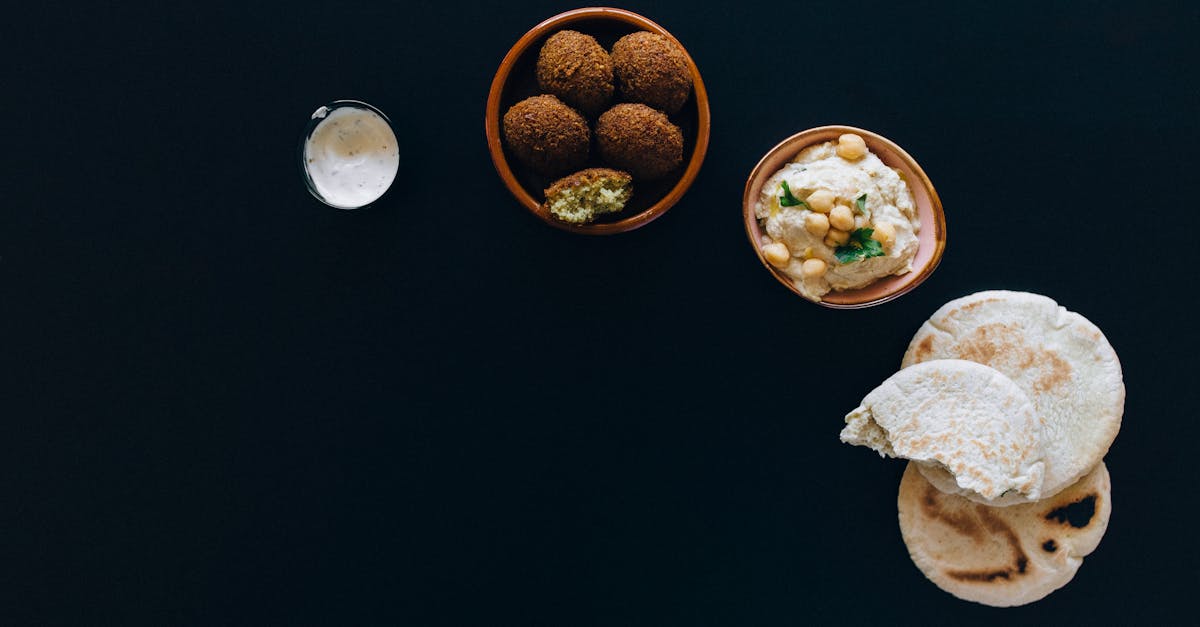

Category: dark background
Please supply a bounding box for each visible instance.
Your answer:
[5,0,1199,624]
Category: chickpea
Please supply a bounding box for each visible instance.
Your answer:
[762,241,790,267]
[801,258,827,279]
[804,212,830,237]
[824,228,850,247]
[837,133,867,160]
[829,204,855,231]
[870,221,897,248]
[805,189,835,213]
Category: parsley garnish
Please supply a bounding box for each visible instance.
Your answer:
[855,193,870,220]
[834,228,885,264]
[779,181,810,209]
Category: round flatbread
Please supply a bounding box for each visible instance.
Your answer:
[897,460,1111,607]
[903,291,1123,505]
[840,359,1047,502]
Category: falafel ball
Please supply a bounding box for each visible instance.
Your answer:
[536,30,614,116]
[502,95,590,177]
[543,167,633,224]
[611,32,693,115]
[595,103,683,180]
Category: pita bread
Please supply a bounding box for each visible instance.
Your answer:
[897,460,1111,607]
[903,291,1123,505]
[841,359,1047,502]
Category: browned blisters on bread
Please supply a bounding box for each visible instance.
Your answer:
[1032,351,1073,393]
[944,505,1030,584]
[977,505,1030,574]
[959,297,1001,313]
[1045,494,1097,528]
[953,323,1074,394]
[1042,540,1058,552]
[921,485,984,541]
[915,335,935,361]
[954,323,1013,363]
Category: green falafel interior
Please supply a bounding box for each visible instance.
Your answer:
[543,168,633,224]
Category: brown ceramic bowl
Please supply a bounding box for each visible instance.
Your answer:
[743,126,946,308]
[485,7,710,235]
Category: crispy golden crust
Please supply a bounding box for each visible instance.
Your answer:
[536,30,614,116]
[543,167,632,199]
[595,103,683,180]
[541,167,633,224]
[611,32,692,115]
[502,95,590,177]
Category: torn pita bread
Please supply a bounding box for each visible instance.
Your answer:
[841,359,1046,502]
[903,291,1123,505]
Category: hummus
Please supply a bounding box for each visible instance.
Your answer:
[755,138,920,301]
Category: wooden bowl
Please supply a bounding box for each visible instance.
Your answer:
[485,7,710,235]
[742,126,947,308]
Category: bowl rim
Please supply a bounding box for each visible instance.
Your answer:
[299,99,398,210]
[742,125,947,309]
[485,7,711,235]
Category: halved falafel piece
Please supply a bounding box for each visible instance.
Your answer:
[502,95,590,176]
[543,168,633,224]
[595,103,683,180]
[536,30,614,116]
[611,32,693,115]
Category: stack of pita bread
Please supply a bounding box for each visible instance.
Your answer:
[840,290,1124,607]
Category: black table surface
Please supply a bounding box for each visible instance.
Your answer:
[6,0,1199,624]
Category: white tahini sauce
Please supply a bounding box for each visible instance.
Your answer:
[303,104,399,209]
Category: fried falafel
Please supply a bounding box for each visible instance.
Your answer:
[542,168,633,224]
[595,103,683,180]
[502,95,590,176]
[536,30,614,116]
[611,32,693,115]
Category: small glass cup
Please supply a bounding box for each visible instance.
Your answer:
[299,100,398,210]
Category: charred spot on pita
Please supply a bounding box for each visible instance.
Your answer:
[1042,540,1058,552]
[1045,494,1097,528]
[916,335,934,358]
[943,506,1032,583]
[947,568,1012,582]
[922,486,985,540]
